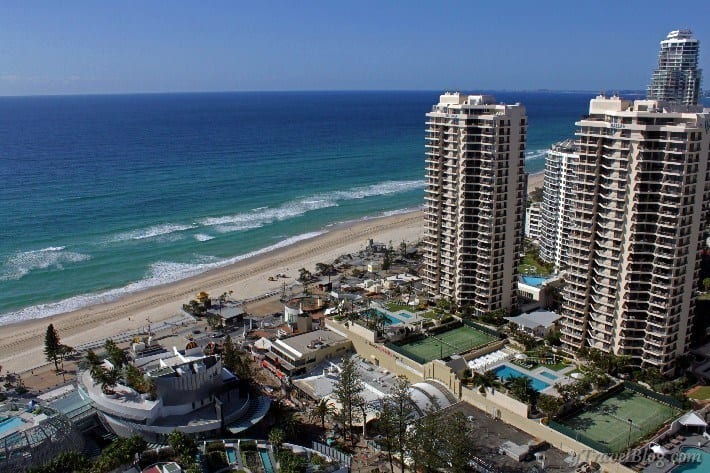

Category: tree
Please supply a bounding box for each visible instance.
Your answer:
[93,435,146,472]
[44,324,62,372]
[377,376,413,473]
[85,349,103,379]
[443,412,477,473]
[26,450,90,473]
[98,367,121,395]
[333,355,364,446]
[537,393,564,418]
[406,405,446,473]
[168,429,198,466]
[104,339,127,370]
[268,428,285,454]
[277,449,307,473]
[309,399,336,429]
[508,376,538,405]
[704,277,710,291]
[222,335,252,380]
[297,267,312,284]
[471,370,502,395]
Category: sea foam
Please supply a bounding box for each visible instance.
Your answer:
[0,231,324,324]
[201,179,424,234]
[0,246,91,281]
[109,223,197,242]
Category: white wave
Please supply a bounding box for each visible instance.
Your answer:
[109,223,197,242]
[193,233,215,242]
[0,246,91,281]
[0,231,324,325]
[525,149,548,161]
[200,179,424,234]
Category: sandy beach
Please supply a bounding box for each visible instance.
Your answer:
[0,172,545,374]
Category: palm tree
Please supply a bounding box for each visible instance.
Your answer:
[508,376,537,405]
[309,399,336,429]
[98,367,121,395]
[471,370,502,395]
[268,428,284,454]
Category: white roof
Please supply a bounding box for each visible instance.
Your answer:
[505,310,561,330]
[678,412,707,427]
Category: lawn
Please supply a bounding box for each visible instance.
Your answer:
[520,251,552,276]
[385,302,414,312]
[688,386,710,400]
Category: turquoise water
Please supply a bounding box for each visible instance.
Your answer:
[0,416,24,436]
[225,446,237,464]
[259,448,275,473]
[520,276,549,287]
[492,364,550,391]
[673,447,710,472]
[539,371,559,380]
[0,91,618,324]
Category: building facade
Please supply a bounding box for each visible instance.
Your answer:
[423,92,526,315]
[647,29,702,106]
[525,202,542,241]
[560,95,710,374]
[539,139,578,270]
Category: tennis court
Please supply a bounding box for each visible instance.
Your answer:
[394,325,496,363]
[556,389,680,453]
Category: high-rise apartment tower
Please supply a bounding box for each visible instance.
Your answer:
[539,139,578,271]
[560,95,710,375]
[423,93,527,315]
[647,29,702,106]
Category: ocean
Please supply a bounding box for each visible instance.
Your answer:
[0,90,640,323]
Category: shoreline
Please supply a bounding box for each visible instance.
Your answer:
[0,174,545,373]
[0,210,425,372]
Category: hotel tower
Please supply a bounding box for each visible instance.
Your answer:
[647,29,702,106]
[560,95,710,375]
[539,139,578,271]
[423,93,527,316]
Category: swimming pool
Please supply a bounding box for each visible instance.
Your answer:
[368,309,409,325]
[539,371,559,380]
[491,365,550,391]
[0,417,24,437]
[520,276,549,287]
[225,446,237,464]
[673,447,710,472]
[259,448,275,473]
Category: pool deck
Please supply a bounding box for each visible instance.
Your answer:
[488,361,576,395]
[371,302,425,326]
[639,433,710,473]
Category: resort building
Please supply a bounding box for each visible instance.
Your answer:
[538,139,578,270]
[82,346,270,441]
[524,202,541,241]
[559,95,710,375]
[647,29,702,106]
[262,329,353,378]
[423,92,527,316]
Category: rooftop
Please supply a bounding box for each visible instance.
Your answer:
[505,310,561,330]
[273,329,348,358]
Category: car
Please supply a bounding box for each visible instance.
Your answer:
[209,333,225,338]
[193,330,201,334]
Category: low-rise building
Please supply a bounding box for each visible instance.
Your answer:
[505,310,561,338]
[262,330,353,378]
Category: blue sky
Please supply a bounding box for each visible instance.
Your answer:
[0,1,708,95]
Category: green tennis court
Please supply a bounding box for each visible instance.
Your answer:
[557,389,680,453]
[394,325,496,363]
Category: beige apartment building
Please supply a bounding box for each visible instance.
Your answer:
[560,95,710,374]
[422,92,526,316]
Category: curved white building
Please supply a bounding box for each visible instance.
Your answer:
[82,347,269,442]
[648,30,702,106]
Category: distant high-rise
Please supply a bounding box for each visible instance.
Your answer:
[539,140,578,271]
[647,29,702,106]
[422,93,526,315]
[560,95,710,375]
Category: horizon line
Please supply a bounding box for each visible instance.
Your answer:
[0,88,651,99]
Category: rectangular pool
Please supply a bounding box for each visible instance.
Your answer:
[539,371,559,381]
[259,448,275,473]
[0,417,25,436]
[492,365,550,391]
[225,446,237,464]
